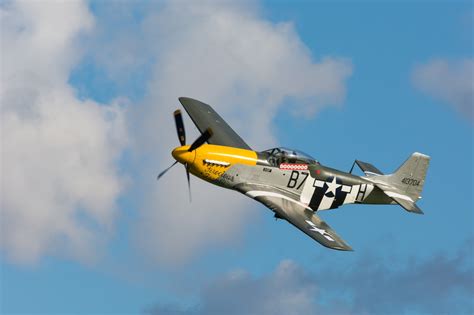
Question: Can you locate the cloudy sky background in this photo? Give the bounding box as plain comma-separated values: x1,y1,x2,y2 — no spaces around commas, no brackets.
1,1,473,314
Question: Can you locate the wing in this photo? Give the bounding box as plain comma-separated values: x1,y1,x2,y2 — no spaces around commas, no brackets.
179,97,252,150
235,183,353,251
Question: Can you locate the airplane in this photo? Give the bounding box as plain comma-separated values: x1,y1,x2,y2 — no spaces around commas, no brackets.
157,97,430,251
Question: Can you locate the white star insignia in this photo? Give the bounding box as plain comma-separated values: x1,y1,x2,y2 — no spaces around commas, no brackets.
325,177,341,197
305,220,334,241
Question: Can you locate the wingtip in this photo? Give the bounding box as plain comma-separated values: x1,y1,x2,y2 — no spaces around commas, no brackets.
322,242,353,252
327,245,353,252
337,245,354,251
178,96,195,105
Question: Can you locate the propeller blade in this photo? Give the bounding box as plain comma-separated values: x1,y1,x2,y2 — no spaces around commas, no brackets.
185,164,191,202
174,109,186,146
188,128,213,152
157,161,178,180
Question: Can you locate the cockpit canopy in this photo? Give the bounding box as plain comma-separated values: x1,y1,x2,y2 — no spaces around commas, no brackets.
261,147,319,167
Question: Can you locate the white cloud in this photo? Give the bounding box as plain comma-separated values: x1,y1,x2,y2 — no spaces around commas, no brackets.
130,2,352,265
413,58,473,121
0,1,127,263
148,259,318,315
147,241,474,315
0,0,352,265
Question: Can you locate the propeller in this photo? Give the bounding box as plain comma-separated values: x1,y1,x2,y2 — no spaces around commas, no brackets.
188,128,213,152
157,109,213,201
174,110,186,146
157,160,178,180
185,164,191,201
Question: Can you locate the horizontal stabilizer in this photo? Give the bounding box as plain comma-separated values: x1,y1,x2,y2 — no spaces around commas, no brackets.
383,190,424,214
355,160,384,176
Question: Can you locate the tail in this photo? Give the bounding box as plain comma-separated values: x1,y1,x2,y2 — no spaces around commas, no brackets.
357,152,431,214
388,152,430,201
381,152,430,214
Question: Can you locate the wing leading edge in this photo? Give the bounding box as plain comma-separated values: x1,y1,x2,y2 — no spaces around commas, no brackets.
178,97,252,150
236,184,352,251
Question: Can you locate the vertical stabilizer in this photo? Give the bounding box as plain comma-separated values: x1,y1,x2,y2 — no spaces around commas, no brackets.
386,152,430,202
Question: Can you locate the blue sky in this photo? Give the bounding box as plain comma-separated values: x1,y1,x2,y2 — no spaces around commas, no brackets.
1,1,473,314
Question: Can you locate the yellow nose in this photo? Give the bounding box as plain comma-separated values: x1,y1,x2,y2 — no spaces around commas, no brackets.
172,146,196,165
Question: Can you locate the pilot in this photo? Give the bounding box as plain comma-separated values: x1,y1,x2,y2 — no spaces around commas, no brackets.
279,151,288,164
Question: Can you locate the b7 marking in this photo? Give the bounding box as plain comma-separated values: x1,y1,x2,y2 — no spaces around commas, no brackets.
287,171,309,190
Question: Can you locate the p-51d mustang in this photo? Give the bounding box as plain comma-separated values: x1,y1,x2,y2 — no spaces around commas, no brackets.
158,97,430,251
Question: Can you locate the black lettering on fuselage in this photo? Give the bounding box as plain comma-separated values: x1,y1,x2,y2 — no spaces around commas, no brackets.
287,171,299,188
356,184,367,202
297,172,309,190
287,171,309,190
